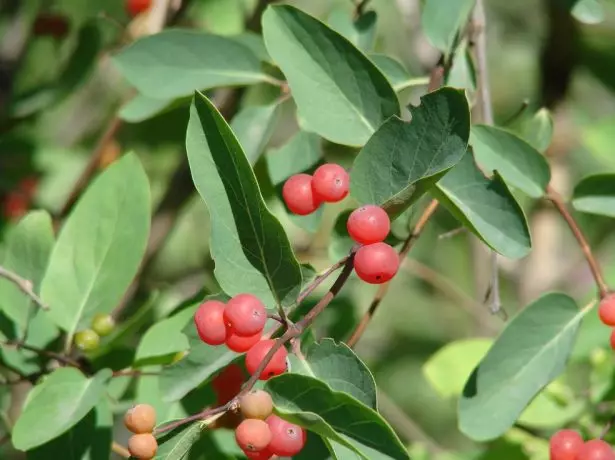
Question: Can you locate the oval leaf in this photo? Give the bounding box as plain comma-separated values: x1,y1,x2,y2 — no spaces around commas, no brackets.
350,87,470,217
42,153,150,346
143,421,204,460
230,102,281,165
262,5,399,146
471,124,551,198
120,94,187,123
328,8,377,52
186,92,303,307
13,368,112,451
421,0,475,53
458,293,590,441
432,151,531,259
113,30,269,99
266,373,409,460
572,174,615,218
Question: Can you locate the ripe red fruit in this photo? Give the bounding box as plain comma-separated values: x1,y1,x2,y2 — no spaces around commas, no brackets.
347,205,390,245
282,174,321,215
226,329,262,353
127,433,158,458
354,242,399,284
124,404,156,434
311,163,349,203
549,429,584,460
235,419,272,453
266,414,307,457
3,193,28,221
598,294,615,326
245,339,287,380
244,448,273,460
224,294,267,337
240,390,274,420
194,300,227,345
126,0,152,17
213,364,244,404
576,439,615,460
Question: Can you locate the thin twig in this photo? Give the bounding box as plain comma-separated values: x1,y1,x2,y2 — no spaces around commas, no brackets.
0,266,47,310
111,441,130,458
347,200,439,348
547,185,609,298
155,256,356,435
599,414,615,439
296,255,350,304
111,369,160,378
1,341,80,368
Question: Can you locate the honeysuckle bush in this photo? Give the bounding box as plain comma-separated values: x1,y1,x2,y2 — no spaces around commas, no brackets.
1,0,615,459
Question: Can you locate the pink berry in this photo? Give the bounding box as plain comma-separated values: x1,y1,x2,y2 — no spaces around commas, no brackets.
235,419,272,453
266,414,307,457
224,294,267,337
194,300,227,345
599,294,615,326
226,329,262,353
245,339,287,380
576,439,615,460
347,205,390,245
549,429,584,460
282,174,321,215
353,242,399,284
244,448,273,459
311,163,349,203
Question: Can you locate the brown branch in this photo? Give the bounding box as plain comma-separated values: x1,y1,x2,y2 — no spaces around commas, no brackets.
0,341,81,368
0,265,47,310
547,185,609,298
112,369,160,378
347,199,439,348
155,255,356,435
296,254,351,304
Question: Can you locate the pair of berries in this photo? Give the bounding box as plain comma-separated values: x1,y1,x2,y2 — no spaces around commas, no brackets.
124,404,157,459
194,295,267,352
235,391,306,459
347,205,399,284
195,298,288,381
282,163,349,215
126,0,151,17
550,429,614,459
597,294,615,349
74,313,116,351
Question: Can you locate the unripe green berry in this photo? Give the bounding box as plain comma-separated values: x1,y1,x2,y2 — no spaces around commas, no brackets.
74,329,100,351
91,313,115,337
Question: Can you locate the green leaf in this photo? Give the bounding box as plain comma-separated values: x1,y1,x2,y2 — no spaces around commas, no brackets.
432,151,531,259
229,32,272,64
13,368,112,451
572,174,615,218
159,322,238,402
423,338,493,398
113,30,269,99
146,421,204,460
119,94,188,123
350,87,470,217
186,92,302,307
513,108,554,153
458,293,590,441
266,374,409,460
230,102,281,165
262,5,399,146
266,131,323,233
328,8,377,52
369,54,423,92
42,153,150,346
421,0,476,53
135,304,197,366
470,125,551,198
290,338,377,409
446,42,476,91
572,0,604,24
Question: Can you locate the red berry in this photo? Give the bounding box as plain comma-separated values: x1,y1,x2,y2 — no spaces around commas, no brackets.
245,339,287,380
266,414,307,457
576,439,615,460
32,14,70,40
353,242,399,284
311,163,349,203
224,294,267,337
282,174,321,216
194,300,227,345
244,448,273,460
599,294,615,326
347,205,390,245
235,419,272,453
549,429,584,460
3,193,28,221
126,0,151,17
213,364,244,404
226,329,262,353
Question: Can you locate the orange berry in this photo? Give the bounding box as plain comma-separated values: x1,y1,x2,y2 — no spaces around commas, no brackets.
124,404,156,434
127,433,157,459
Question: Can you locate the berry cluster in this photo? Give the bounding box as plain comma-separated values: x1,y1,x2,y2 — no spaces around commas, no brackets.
194,297,288,380
124,404,158,459
598,294,615,349
235,390,306,459
74,313,115,351
550,429,614,459
126,0,152,17
282,163,349,215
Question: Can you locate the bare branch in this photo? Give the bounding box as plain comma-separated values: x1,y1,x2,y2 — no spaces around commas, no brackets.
0,265,47,311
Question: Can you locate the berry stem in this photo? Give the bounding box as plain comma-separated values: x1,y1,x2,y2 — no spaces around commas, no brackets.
347,199,439,348
296,253,352,304
547,185,609,299
0,340,80,368
112,369,160,378
111,441,130,458
0,265,47,311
